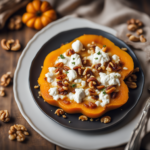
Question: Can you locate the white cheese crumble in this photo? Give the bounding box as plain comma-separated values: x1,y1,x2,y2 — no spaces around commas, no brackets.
69,54,82,69
67,70,77,82
45,67,56,83
88,46,110,66
48,87,59,100
112,54,120,63
74,79,86,88
99,92,110,107
99,72,121,86
85,88,90,96
55,53,70,65
72,40,83,53
123,67,128,70
67,88,85,103
95,92,110,107
74,88,85,103
48,87,65,100
45,73,54,83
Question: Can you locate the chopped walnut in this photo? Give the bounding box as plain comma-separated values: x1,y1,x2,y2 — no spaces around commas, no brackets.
0,110,10,122
0,87,5,96
34,85,39,89
79,115,88,121
126,81,137,89
8,124,29,142
38,91,42,97
90,118,93,122
62,115,67,119
0,72,12,87
101,116,111,123
55,109,65,116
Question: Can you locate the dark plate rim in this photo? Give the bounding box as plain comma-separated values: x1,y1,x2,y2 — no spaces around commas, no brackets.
29,27,145,131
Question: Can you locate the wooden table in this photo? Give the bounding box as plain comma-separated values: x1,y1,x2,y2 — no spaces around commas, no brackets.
0,0,149,150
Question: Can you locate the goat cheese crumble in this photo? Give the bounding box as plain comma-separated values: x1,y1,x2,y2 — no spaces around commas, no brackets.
72,40,83,53
99,72,121,86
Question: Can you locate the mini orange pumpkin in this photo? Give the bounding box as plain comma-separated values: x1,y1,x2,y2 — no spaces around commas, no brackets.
22,0,57,30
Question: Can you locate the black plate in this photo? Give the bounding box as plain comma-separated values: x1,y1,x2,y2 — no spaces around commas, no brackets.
29,28,144,131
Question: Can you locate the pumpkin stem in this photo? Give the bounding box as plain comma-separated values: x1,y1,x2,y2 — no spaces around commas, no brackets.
36,11,42,16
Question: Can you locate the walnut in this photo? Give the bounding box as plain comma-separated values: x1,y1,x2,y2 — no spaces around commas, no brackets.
121,48,127,51
54,62,63,67
66,49,75,56
126,81,137,89
129,35,140,42
0,87,5,96
38,91,42,97
126,33,132,38
1,39,21,51
140,35,146,43
62,115,67,119
96,85,105,90
79,115,88,121
55,109,65,116
127,24,138,32
90,118,93,122
133,67,139,73
105,86,116,94
8,15,22,30
0,110,10,122
136,29,143,35
8,124,29,142
34,85,39,89
101,116,111,123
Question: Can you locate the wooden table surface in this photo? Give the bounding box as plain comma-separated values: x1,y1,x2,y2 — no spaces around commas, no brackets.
0,0,150,150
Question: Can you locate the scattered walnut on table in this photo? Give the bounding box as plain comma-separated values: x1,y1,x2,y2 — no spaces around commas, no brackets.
0,72,12,87
8,124,29,142
0,87,5,97
1,39,21,51
8,15,22,30
0,110,10,122
101,116,111,124
129,35,140,42
55,109,65,116
79,115,88,121
140,35,146,43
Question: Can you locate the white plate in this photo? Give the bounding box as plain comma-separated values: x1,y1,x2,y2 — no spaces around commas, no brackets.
13,16,146,150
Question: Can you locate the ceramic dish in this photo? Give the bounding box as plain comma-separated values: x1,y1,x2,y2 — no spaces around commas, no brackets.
13,16,146,149
29,28,144,131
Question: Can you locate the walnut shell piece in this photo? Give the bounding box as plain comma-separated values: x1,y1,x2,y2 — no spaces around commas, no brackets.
101,116,111,123
0,110,10,122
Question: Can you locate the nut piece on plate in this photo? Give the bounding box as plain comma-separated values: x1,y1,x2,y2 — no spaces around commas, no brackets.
125,81,137,89
140,35,147,43
121,48,127,51
55,108,65,116
101,116,111,124
0,110,10,122
8,15,22,30
8,124,29,142
0,72,12,87
0,87,5,96
129,35,140,42
1,39,21,51
79,115,88,121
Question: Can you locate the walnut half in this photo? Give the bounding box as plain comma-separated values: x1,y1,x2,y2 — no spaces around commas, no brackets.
79,115,88,121
101,116,111,124
0,72,12,87
55,109,65,116
0,110,10,122
8,124,29,142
